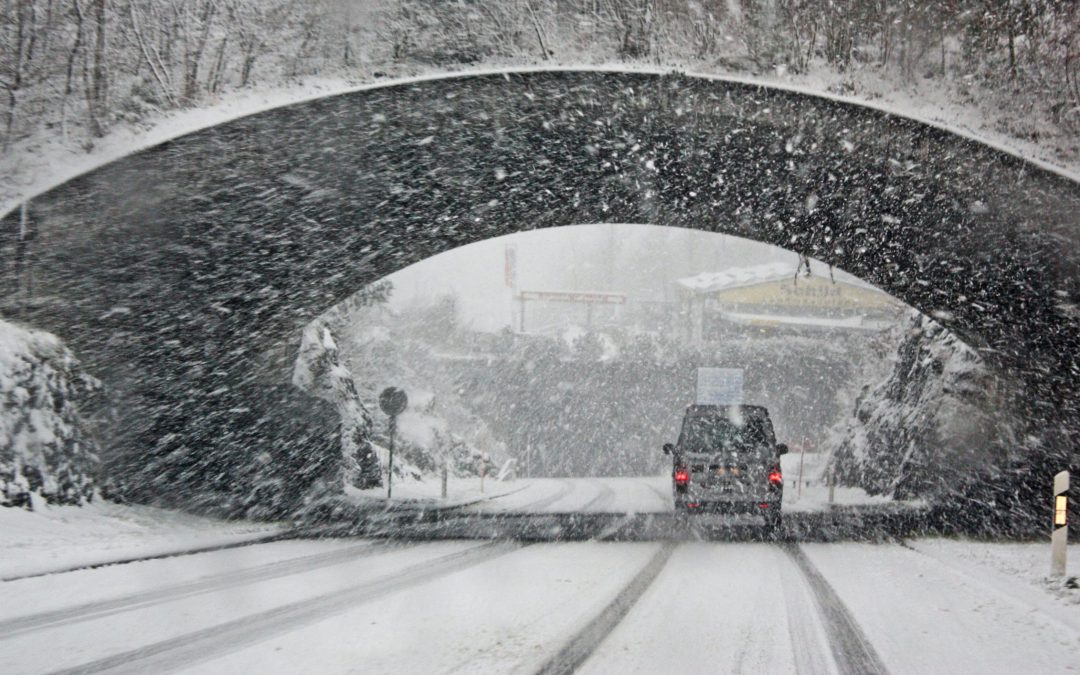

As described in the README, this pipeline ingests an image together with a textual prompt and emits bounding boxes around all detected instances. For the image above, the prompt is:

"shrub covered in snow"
[0,319,99,508]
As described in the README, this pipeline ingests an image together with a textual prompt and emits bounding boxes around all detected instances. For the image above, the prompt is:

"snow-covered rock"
[294,321,381,490]
[0,319,99,508]
[829,312,1019,500]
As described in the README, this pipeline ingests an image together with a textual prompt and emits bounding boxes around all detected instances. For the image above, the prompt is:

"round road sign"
[379,387,408,416]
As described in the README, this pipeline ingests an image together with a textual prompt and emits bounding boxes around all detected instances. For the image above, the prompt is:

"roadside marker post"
[379,387,408,500]
[441,458,449,499]
[1051,470,1070,578]
[797,444,805,499]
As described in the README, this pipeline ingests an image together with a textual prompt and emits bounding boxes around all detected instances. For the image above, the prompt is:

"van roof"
[685,404,769,416]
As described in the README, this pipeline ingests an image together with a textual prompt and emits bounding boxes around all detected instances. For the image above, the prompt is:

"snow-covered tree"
[0,319,99,508]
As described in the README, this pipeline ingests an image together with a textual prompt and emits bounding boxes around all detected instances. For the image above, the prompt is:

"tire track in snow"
[592,479,668,540]
[781,543,888,675]
[511,479,575,513]
[1,531,294,582]
[642,481,672,509]
[533,542,676,675]
[777,546,841,675]
[48,541,525,675]
[580,481,616,513]
[0,540,397,640]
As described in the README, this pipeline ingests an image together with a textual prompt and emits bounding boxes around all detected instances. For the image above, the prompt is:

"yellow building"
[675,262,904,344]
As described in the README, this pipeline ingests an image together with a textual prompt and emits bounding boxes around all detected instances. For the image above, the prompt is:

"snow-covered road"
[464,477,671,515]
[2,529,1077,674]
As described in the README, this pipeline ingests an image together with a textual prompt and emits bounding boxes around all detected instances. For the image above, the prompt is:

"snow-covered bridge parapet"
[2,69,1078,511]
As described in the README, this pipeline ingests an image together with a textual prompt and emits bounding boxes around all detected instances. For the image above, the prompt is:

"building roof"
[674,261,877,294]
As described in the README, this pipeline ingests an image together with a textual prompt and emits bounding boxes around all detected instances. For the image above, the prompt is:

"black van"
[663,404,788,530]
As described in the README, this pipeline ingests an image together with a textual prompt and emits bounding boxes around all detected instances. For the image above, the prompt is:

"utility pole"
[607,223,616,291]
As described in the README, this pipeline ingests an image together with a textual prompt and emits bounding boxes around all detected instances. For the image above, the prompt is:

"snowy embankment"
[345,477,522,510]
[344,440,522,510]
[779,452,919,513]
[0,500,284,580]
[909,538,1080,606]
[3,63,1077,222]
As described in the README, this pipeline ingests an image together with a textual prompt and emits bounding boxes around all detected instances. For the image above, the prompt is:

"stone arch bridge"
[3,68,1078,513]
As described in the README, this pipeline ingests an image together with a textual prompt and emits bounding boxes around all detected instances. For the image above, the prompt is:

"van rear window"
[677,415,773,454]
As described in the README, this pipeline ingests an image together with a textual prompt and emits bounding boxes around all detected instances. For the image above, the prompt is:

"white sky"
[383,224,866,333]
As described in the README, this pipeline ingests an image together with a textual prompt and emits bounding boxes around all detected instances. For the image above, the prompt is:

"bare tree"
[127,0,178,106]
[82,0,107,135]
[179,0,218,103]
[600,0,656,60]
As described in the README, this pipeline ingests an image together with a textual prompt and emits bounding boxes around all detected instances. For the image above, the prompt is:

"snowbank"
[909,538,1080,611]
[345,466,522,510]
[0,500,282,579]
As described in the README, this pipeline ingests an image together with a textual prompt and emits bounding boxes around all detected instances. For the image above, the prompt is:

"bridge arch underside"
[5,70,1080,513]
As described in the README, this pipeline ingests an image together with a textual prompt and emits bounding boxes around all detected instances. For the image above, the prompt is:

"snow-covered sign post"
[379,387,408,500]
[696,368,744,405]
[1051,470,1070,577]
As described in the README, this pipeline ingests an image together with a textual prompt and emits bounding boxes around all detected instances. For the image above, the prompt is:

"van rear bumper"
[674,498,780,514]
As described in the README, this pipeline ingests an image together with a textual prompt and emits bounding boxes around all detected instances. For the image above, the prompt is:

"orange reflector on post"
[1051,470,1070,578]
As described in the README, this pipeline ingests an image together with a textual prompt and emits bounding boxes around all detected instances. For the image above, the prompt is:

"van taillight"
[768,468,783,486]
[675,467,690,485]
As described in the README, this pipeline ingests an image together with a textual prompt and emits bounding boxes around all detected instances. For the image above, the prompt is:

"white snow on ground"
[780,453,914,513]
[2,531,1078,673]
[4,64,1077,221]
[908,538,1080,610]
[347,476,665,514]
[463,477,578,513]
[579,543,836,675]
[462,476,672,514]
[802,542,1080,674]
[420,474,905,515]
[345,473,524,509]
[0,501,282,579]
[0,539,367,621]
[0,540,483,674]
[179,542,662,675]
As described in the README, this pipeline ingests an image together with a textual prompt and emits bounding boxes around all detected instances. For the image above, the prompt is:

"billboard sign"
[696,368,744,405]
[517,290,626,304]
